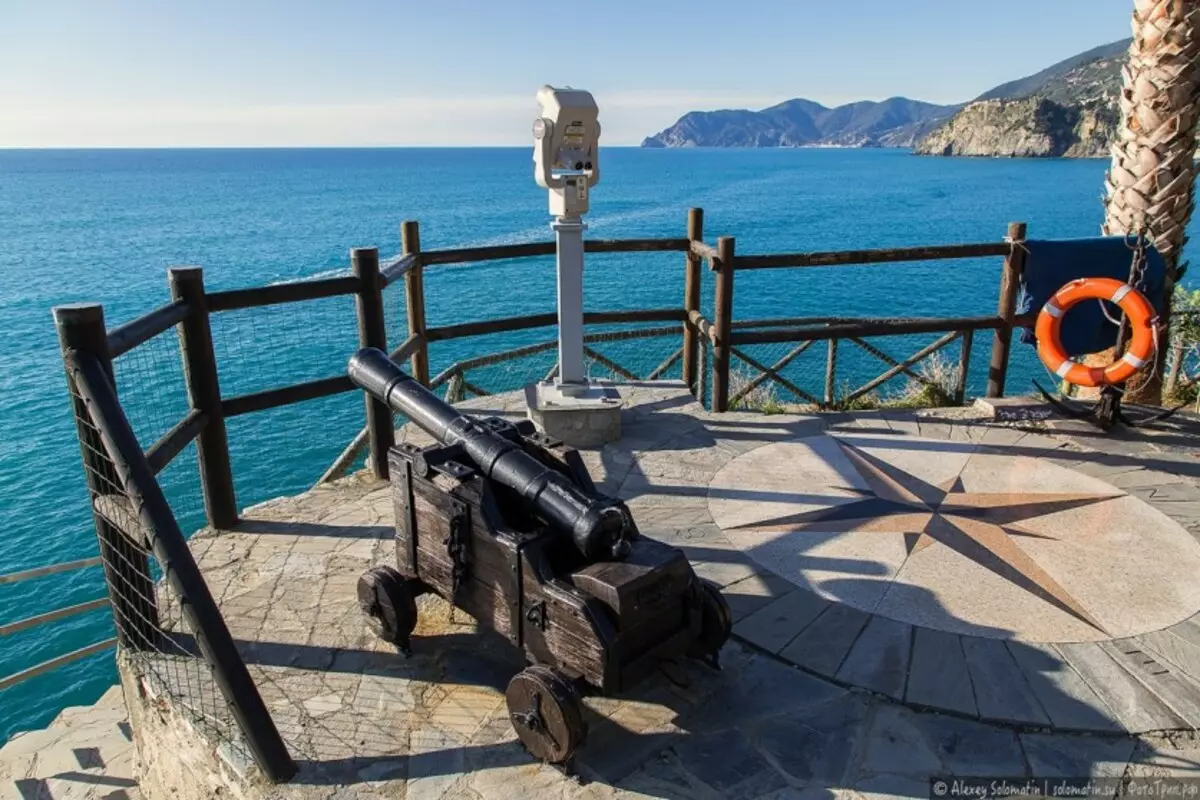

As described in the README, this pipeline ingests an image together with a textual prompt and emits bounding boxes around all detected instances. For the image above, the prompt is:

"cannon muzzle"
[349,347,632,562]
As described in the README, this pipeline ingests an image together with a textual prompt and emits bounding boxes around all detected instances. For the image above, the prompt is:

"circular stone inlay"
[707,432,1200,643]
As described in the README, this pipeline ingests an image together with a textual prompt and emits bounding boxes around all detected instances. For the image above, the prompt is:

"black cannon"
[349,347,731,767]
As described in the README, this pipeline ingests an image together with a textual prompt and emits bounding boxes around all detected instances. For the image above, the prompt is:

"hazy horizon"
[2,0,1135,148]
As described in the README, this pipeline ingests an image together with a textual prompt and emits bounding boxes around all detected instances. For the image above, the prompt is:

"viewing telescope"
[347,347,634,562]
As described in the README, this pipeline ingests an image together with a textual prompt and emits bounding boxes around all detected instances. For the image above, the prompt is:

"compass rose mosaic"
[708,432,1200,642]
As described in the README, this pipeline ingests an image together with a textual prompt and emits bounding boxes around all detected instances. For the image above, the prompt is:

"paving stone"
[672,728,788,800]
[904,628,976,717]
[1134,629,1200,686]
[733,588,830,654]
[779,603,871,678]
[961,637,1050,726]
[1099,640,1200,728]
[612,753,707,800]
[680,653,846,732]
[915,421,955,441]
[909,713,1025,775]
[1126,739,1200,779]
[747,692,869,784]
[723,571,800,622]
[1005,640,1123,733]
[1019,733,1134,779]
[860,705,942,777]
[1055,642,1185,733]
[835,615,912,700]
[855,773,936,800]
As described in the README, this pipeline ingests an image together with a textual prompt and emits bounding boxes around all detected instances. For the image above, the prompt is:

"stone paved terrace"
[12,381,1200,798]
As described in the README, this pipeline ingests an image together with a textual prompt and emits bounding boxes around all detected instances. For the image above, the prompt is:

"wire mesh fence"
[110,321,191,453]
[209,292,359,399]
[65,364,253,764]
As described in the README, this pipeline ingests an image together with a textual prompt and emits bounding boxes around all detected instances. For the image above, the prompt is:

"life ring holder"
[1034,277,1157,388]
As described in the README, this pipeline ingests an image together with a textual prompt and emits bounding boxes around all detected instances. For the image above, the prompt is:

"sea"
[0,146,1191,743]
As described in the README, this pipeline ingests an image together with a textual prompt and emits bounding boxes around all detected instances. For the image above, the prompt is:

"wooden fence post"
[54,303,160,649]
[986,222,1027,398]
[824,338,838,407]
[352,247,395,479]
[401,220,430,385]
[682,208,704,394]
[169,268,238,528]
[955,329,975,404]
[712,236,736,412]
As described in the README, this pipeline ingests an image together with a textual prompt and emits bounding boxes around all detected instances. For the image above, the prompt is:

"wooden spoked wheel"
[505,665,587,764]
[688,578,732,666]
[356,566,418,649]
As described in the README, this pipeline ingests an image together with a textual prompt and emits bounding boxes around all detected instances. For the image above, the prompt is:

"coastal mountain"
[641,38,1131,157]
[641,97,961,149]
[914,38,1129,157]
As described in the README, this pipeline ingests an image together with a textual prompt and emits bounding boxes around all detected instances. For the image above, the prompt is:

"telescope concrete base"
[524,379,622,447]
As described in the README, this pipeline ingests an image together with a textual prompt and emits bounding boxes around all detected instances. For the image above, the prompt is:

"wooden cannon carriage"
[348,348,731,765]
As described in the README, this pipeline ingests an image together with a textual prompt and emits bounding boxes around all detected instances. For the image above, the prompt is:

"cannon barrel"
[349,347,631,561]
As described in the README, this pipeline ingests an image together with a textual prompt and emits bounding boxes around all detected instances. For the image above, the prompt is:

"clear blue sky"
[0,0,1135,147]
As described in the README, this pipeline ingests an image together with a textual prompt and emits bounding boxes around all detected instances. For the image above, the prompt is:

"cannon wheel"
[689,578,732,668]
[506,666,587,765]
[357,566,418,651]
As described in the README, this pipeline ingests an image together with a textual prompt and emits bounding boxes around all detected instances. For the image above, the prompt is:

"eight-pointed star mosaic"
[726,439,1123,632]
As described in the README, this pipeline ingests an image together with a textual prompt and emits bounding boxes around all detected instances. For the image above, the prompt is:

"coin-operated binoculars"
[526,86,622,446]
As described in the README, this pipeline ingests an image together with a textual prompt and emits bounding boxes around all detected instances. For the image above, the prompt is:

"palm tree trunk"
[1099,0,1200,405]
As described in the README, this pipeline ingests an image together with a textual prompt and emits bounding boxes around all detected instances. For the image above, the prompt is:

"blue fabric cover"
[1016,237,1166,356]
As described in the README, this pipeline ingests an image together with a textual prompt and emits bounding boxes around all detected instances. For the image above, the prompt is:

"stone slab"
[672,728,788,800]
[746,692,869,785]
[779,603,871,678]
[722,570,799,623]
[1005,640,1122,733]
[834,614,912,700]
[1019,732,1135,779]
[1137,629,1200,684]
[1055,642,1186,733]
[911,713,1026,776]
[904,627,977,717]
[961,637,1050,726]
[733,588,830,654]
[860,704,942,777]
[1099,640,1200,728]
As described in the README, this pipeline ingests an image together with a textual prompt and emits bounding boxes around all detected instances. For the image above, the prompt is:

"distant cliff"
[641,97,960,149]
[913,96,1119,158]
[913,39,1128,158]
[641,38,1134,158]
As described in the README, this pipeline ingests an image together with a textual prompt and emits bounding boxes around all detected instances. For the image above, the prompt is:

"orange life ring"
[1035,277,1157,388]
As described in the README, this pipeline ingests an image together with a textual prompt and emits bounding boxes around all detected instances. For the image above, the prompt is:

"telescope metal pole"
[553,215,587,386]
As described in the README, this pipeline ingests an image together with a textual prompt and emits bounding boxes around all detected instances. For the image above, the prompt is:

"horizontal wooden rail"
[421,237,690,267]
[426,308,684,342]
[734,242,1011,271]
[426,312,557,342]
[730,315,1002,345]
[423,242,556,265]
[222,375,354,417]
[586,308,685,325]
[0,638,117,692]
[585,238,690,253]
[379,253,418,287]
[108,300,191,358]
[0,597,110,638]
[146,409,208,474]
[0,557,103,585]
[208,275,360,312]
[690,240,720,262]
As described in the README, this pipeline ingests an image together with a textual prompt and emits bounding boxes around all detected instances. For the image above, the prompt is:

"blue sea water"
[0,147,1190,743]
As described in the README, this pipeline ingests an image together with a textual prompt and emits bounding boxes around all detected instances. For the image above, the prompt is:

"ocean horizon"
[0,146,1190,743]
